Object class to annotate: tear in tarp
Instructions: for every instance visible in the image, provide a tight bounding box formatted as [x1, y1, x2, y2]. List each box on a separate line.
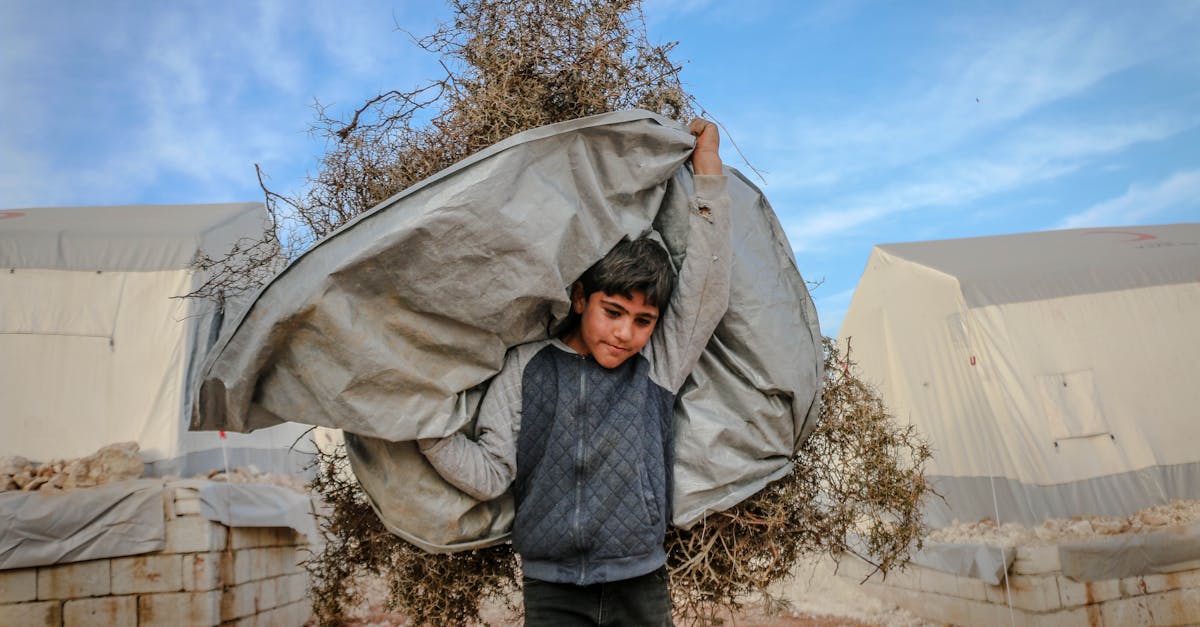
[193, 110, 823, 552]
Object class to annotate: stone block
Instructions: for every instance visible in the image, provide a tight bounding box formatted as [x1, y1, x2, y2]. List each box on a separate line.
[878, 562, 921, 586]
[956, 574, 988, 601]
[221, 580, 266, 621]
[282, 572, 308, 605]
[1142, 586, 1200, 626]
[64, 595, 137, 627]
[173, 497, 201, 516]
[0, 568, 37, 603]
[1013, 545, 1060, 575]
[1032, 605, 1103, 627]
[1057, 576, 1121, 607]
[918, 567, 961, 596]
[0, 600, 61, 626]
[111, 554, 182, 594]
[984, 574, 1060, 612]
[138, 590, 220, 627]
[183, 552, 226, 591]
[901, 589, 971, 625]
[1099, 596, 1154, 626]
[37, 560, 109, 599]
[164, 516, 228, 553]
[965, 598, 1032, 627]
[283, 599, 313, 625]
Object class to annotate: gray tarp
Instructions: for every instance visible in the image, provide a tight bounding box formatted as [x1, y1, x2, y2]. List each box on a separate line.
[0, 479, 166, 570]
[193, 110, 822, 551]
[1059, 523, 1200, 581]
[0, 479, 321, 570]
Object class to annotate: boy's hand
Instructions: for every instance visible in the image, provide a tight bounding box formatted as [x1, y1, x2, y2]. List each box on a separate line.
[688, 118, 722, 176]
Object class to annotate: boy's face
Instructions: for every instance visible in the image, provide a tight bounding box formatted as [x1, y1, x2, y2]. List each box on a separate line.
[563, 286, 659, 369]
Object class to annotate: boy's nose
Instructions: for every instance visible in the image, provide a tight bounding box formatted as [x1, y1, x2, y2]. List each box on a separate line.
[613, 319, 632, 342]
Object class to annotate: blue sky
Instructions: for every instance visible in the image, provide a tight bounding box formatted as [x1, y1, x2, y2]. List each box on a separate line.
[3, 1, 1198, 335]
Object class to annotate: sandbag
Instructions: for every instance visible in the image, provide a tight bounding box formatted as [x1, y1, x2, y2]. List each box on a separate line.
[193, 110, 822, 551]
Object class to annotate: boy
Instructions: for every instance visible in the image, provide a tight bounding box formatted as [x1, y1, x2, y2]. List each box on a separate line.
[420, 119, 729, 625]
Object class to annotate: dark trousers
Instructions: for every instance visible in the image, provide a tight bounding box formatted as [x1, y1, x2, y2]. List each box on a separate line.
[522, 566, 672, 626]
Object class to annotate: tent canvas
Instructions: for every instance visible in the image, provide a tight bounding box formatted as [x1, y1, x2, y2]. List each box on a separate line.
[0, 203, 312, 477]
[837, 223, 1200, 527]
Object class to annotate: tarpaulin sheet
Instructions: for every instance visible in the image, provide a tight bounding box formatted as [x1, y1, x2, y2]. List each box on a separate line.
[1059, 522, 1200, 581]
[193, 110, 822, 551]
[0, 479, 165, 570]
[195, 481, 320, 540]
[0, 479, 321, 570]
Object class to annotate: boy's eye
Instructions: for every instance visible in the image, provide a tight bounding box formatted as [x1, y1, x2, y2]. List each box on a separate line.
[604, 309, 621, 318]
[635, 318, 653, 327]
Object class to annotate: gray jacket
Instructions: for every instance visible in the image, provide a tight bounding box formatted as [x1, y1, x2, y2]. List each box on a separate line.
[422, 174, 731, 584]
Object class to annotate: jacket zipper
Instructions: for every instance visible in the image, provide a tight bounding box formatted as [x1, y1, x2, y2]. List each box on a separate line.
[574, 355, 588, 584]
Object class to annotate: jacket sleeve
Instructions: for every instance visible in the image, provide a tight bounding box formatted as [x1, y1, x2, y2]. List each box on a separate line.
[649, 173, 733, 394]
[419, 349, 523, 501]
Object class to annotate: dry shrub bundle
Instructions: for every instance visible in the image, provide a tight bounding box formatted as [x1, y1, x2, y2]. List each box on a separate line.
[305, 339, 932, 626]
[307, 444, 520, 626]
[665, 338, 933, 624]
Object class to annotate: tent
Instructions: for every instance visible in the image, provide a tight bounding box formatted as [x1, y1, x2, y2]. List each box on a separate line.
[0, 203, 311, 477]
[837, 223, 1200, 528]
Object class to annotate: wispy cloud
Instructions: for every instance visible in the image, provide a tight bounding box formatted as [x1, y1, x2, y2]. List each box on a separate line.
[1056, 170, 1200, 229]
[780, 115, 1192, 247]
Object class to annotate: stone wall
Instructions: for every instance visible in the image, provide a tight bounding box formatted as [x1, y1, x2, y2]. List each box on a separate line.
[834, 547, 1200, 626]
[0, 484, 312, 627]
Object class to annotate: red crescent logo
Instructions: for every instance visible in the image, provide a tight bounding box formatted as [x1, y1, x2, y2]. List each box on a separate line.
[0, 211, 26, 220]
[1082, 230, 1157, 242]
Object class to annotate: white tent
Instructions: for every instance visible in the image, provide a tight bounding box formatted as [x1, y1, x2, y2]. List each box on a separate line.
[837, 223, 1200, 527]
[0, 203, 311, 477]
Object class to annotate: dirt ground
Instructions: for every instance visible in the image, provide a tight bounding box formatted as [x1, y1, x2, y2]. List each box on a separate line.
[329, 554, 929, 626]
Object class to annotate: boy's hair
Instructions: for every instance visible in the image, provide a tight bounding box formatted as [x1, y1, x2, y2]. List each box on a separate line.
[578, 236, 676, 308]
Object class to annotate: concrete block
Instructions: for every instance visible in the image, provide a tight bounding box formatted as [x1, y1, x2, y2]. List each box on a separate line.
[282, 572, 308, 605]
[984, 575, 1060, 612]
[221, 580, 267, 621]
[1142, 586, 1200, 626]
[904, 590, 971, 625]
[1120, 570, 1200, 596]
[173, 486, 201, 500]
[230, 527, 266, 550]
[965, 599, 1032, 627]
[138, 590, 220, 627]
[182, 552, 225, 591]
[918, 567, 961, 596]
[0, 600, 62, 626]
[1031, 605, 1103, 627]
[0, 568, 37, 603]
[875, 564, 918, 590]
[1099, 596, 1154, 626]
[1057, 576, 1121, 607]
[286, 546, 308, 575]
[164, 516, 228, 553]
[37, 560, 110, 599]
[1012, 545, 1060, 575]
[110, 554, 182, 594]
[956, 574, 989, 601]
[63, 595, 137, 627]
[282, 599, 313, 625]
[173, 497, 201, 516]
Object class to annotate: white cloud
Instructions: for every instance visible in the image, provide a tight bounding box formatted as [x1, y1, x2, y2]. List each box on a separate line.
[1056, 170, 1200, 229]
[780, 115, 1192, 246]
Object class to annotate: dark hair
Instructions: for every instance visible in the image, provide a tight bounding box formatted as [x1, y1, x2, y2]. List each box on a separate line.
[577, 236, 675, 308]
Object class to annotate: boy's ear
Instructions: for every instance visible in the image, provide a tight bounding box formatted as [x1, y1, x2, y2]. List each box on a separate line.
[570, 282, 586, 314]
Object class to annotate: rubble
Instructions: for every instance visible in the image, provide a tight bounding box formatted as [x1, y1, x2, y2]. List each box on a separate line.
[0, 442, 144, 493]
